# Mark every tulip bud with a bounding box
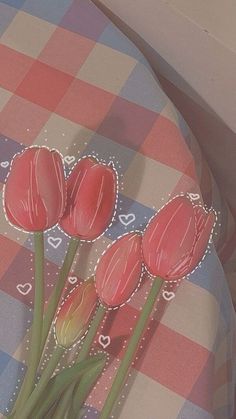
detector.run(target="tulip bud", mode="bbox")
[55,278,97,348]
[59,157,117,240]
[4,147,66,232]
[95,232,143,307]
[142,196,215,280]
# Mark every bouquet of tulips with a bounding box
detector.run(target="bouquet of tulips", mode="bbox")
[3,146,215,419]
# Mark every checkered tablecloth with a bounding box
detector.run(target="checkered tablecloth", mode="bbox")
[0,1,235,418]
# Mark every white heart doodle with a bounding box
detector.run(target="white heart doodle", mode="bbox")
[189,193,200,201]
[64,155,76,165]
[98,334,111,349]
[119,213,136,226]
[0,161,9,168]
[68,276,78,285]
[17,283,32,296]
[48,237,62,249]
[162,290,175,301]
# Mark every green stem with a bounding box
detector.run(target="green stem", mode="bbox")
[52,305,106,419]
[51,389,72,419]
[77,305,106,361]
[17,346,64,419]
[41,238,80,352]
[100,277,163,419]
[12,232,44,414]
[69,355,107,419]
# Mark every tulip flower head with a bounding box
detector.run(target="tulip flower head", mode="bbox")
[95,232,143,307]
[59,157,117,241]
[55,278,98,348]
[4,147,66,232]
[142,196,215,280]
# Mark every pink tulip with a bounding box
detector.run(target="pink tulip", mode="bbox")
[4,147,66,232]
[142,196,215,280]
[95,232,143,307]
[55,278,98,348]
[59,157,117,240]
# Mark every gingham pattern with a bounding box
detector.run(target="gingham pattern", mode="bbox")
[0,1,235,418]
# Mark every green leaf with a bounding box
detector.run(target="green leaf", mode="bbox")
[71,356,107,417]
[32,353,106,419]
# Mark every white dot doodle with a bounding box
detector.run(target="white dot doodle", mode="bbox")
[119,213,136,227]
[2,141,218,412]
[47,236,62,249]
[63,155,76,165]
[162,290,175,301]
[68,276,78,285]
[98,335,111,349]
[0,161,10,168]
[16,283,32,296]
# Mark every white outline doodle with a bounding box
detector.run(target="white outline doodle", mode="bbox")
[119,213,136,227]
[16,282,32,296]
[188,193,200,201]
[47,236,62,249]
[2,145,219,405]
[98,334,111,349]
[68,276,78,285]
[63,155,76,165]
[162,290,175,301]
[0,161,9,168]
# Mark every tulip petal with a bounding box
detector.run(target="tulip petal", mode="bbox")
[170,209,215,277]
[60,157,117,240]
[4,147,66,231]
[189,208,215,271]
[5,149,45,230]
[143,197,196,279]
[143,196,215,280]
[55,278,97,348]
[95,233,143,307]
[36,149,66,226]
